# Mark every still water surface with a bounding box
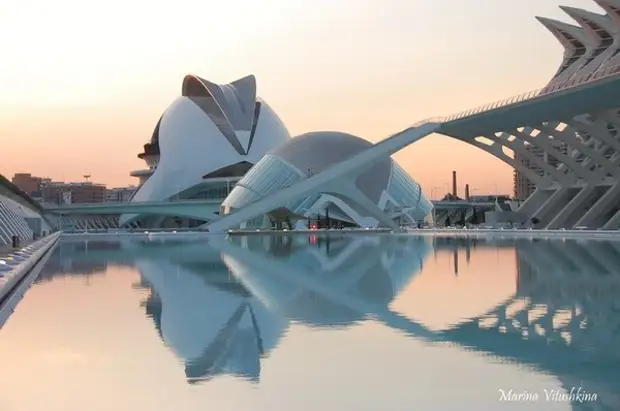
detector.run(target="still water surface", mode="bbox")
[0,233,618,410]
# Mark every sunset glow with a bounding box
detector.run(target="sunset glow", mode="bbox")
[0,0,604,194]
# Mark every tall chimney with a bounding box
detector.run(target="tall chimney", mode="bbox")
[452,171,457,198]
[465,184,470,201]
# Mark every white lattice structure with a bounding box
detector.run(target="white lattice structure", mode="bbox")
[0,177,52,245]
[510,0,620,229]
[207,1,620,232]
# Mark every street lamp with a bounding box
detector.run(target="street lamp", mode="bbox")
[432,186,443,201]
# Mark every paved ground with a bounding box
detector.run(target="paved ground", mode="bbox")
[0,240,34,259]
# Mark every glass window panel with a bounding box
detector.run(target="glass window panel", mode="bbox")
[386,164,432,221]
[223,155,301,212]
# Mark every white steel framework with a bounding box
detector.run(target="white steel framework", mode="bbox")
[205,1,620,232]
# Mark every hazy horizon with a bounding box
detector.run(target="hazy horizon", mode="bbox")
[0,0,604,197]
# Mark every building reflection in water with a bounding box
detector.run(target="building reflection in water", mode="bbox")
[48,234,620,409]
[135,233,432,383]
[35,239,123,283]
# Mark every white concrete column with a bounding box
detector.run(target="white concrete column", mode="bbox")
[511,128,584,182]
[518,187,554,216]
[575,182,620,228]
[602,207,620,229]
[546,185,596,229]
[332,183,402,232]
[531,187,572,226]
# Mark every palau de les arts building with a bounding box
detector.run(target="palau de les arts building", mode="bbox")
[125,75,431,229]
[124,0,620,230]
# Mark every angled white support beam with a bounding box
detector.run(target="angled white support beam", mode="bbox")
[466,138,545,185]
[594,0,620,26]
[576,181,620,227]
[510,128,582,183]
[532,187,572,226]
[603,206,620,229]
[546,185,596,228]
[518,186,556,216]
[560,6,615,40]
[573,240,620,274]
[536,16,594,83]
[486,132,569,183]
[537,123,617,178]
[569,116,620,154]
[206,122,440,232]
[332,183,402,231]
[597,110,620,130]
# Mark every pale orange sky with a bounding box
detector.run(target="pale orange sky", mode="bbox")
[0,0,603,197]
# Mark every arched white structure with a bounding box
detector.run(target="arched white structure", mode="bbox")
[0,176,52,244]
[509,1,620,229]
[122,74,290,228]
[219,131,433,230]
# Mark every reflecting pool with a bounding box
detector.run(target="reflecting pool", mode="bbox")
[0,233,619,410]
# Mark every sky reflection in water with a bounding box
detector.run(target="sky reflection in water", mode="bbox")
[0,233,618,411]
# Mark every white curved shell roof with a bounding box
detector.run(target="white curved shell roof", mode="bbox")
[128,75,290,206]
[270,131,392,203]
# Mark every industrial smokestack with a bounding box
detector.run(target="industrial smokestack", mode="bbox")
[465,184,470,201]
[452,171,457,198]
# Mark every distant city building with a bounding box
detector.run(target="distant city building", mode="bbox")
[42,182,106,204]
[11,173,50,198]
[105,186,136,203]
[513,141,568,200]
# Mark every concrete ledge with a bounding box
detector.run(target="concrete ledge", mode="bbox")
[406,228,620,241]
[61,231,217,239]
[226,228,393,236]
[0,233,61,305]
[57,228,620,241]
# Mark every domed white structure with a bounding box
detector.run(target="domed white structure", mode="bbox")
[123,74,290,228]
[220,131,433,229]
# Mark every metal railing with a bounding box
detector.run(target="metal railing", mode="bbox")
[409,62,620,128]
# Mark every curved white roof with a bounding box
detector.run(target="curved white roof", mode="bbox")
[221,235,432,328]
[123,75,290,224]
[136,258,287,378]
[270,131,392,203]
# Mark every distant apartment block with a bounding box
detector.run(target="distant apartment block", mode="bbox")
[11,173,51,198]
[42,181,107,204]
[513,142,569,201]
[105,186,136,203]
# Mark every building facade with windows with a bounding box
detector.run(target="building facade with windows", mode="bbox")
[42,182,107,205]
[11,173,51,199]
[105,186,136,203]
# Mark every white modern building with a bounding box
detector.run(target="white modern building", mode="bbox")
[0,175,53,245]
[220,131,433,229]
[123,75,433,230]
[509,0,620,228]
[204,0,620,232]
[122,74,291,228]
